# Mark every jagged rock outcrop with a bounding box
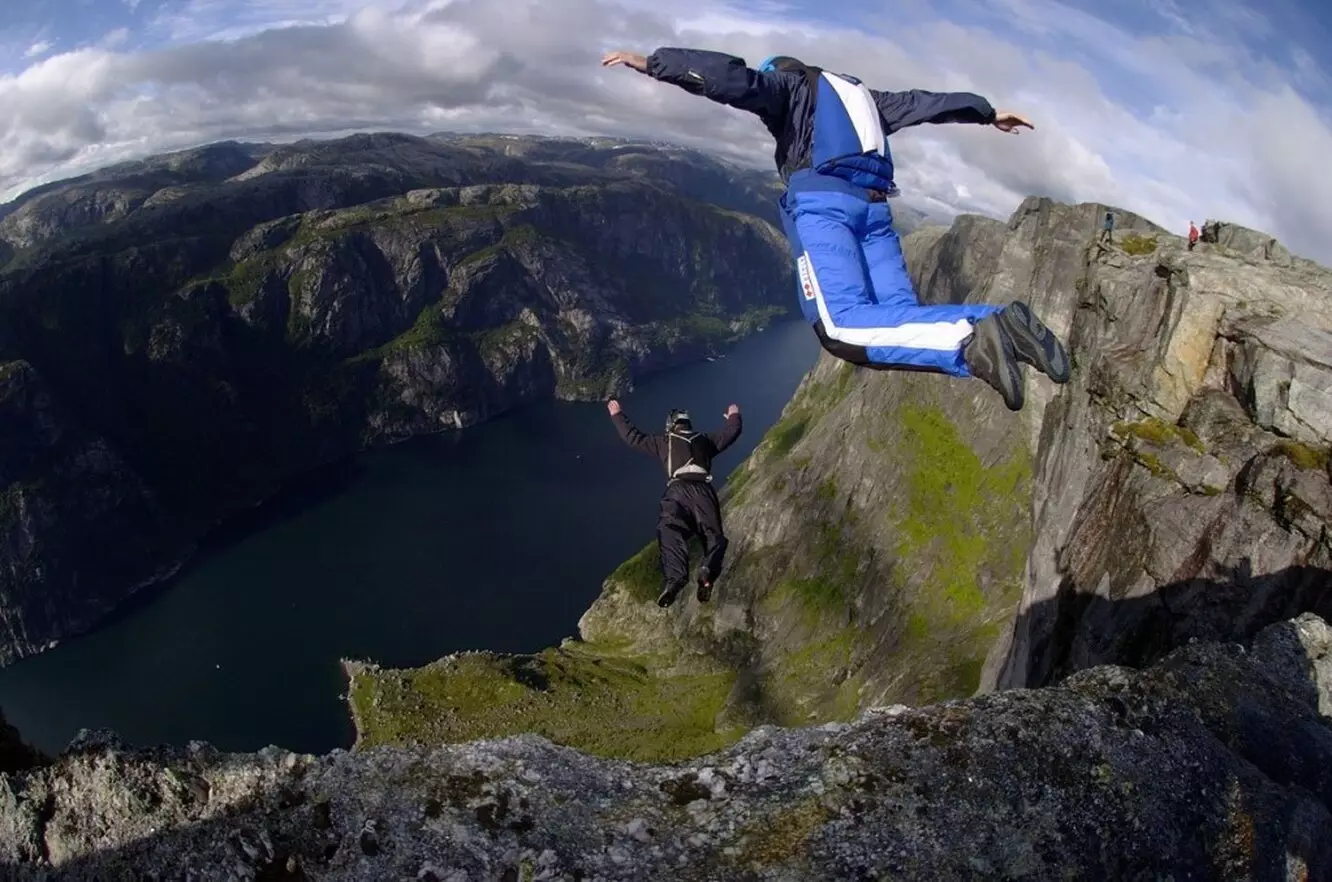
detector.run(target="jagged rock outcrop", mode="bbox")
[4,614,1332,879]
[988,207,1332,691]
[348,197,1330,767]
[0,133,796,666]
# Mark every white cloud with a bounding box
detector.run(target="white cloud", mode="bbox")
[101,28,133,49]
[0,0,1326,264]
[23,40,53,59]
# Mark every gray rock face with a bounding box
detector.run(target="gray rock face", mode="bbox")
[986,199,1332,691]
[3,614,1332,879]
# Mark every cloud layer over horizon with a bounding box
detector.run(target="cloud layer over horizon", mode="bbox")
[0,0,1328,262]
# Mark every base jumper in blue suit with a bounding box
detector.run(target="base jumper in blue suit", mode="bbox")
[601,49,1070,411]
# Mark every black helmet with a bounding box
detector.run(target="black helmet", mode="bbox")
[666,408,692,430]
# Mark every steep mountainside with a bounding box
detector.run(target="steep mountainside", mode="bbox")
[2,614,1330,878]
[0,133,797,667]
[348,197,1331,764]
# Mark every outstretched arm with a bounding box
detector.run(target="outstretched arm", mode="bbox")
[708,405,743,453]
[871,88,996,134]
[607,400,664,457]
[602,48,789,122]
[872,88,1035,136]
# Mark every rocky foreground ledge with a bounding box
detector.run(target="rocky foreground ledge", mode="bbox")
[1,615,1330,881]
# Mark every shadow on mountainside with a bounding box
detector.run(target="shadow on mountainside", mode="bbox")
[1004,560,1332,694]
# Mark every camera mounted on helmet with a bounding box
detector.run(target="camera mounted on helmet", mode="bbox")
[666,409,693,430]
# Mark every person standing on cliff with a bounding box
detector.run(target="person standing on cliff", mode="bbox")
[1101,211,1115,244]
[600,49,1070,412]
[1188,220,1199,251]
[607,400,742,608]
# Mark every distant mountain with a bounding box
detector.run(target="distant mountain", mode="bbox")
[0,132,795,666]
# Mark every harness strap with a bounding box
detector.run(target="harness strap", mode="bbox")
[667,431,711,482]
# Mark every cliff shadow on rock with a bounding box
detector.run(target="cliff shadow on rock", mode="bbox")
[5,614,1332,880]
[1008,562,1332,695]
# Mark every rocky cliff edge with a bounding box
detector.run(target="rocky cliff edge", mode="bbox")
[3,613,1331,879]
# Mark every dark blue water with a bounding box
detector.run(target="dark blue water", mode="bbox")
[0,321,818,755]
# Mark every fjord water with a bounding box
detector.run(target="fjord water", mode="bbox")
[0,321,819,755]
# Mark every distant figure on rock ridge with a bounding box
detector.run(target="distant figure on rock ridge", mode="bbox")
[1188,220,1199,251]
[1100,211,1114,244]
[607,400,742,607]
[601,47,1070,411]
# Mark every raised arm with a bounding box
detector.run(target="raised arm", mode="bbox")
[608,400,663,457]
[602,48,790,123]
[708,405,743,454]
[870,88,997,134]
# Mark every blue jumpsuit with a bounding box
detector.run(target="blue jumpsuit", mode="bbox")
[645,49,1000,376]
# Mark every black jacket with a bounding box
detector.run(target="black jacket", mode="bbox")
[612,411,743,482]
[644,47,996,183]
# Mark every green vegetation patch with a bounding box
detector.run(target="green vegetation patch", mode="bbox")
[456,224,544,268]
[887,404,1032,703]
[606,535,711,604]
[1120,233,1159,256]
[894,405,1029,622]
[754,362,857,463]
[767,414,810,458]
[185,251,285,309]
[648,305,788,351]
[720,461,755,505]
[1271,439,1331,472]
[349,303,458,364]
[766,631,863,725]
[473,319,539,354]
[607,540,663,604]
[347,643,743,763]
[1112,416,1204,453]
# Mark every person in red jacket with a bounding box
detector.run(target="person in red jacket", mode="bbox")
[1188,221,1199,251]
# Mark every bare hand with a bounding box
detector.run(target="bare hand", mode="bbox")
[607,399,622,415]
[601,51,648,73]
[992,110,1034,134]
[724,404,740,418]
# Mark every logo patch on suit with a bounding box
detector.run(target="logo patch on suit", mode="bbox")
[797,254,816,301]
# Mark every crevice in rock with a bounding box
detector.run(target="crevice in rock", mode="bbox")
[34,791,54,866]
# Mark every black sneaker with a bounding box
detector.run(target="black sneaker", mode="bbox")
[996,301,1070,383]
[963,315,1025,411]
[696,570,713,603]
[657,583,684,608]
